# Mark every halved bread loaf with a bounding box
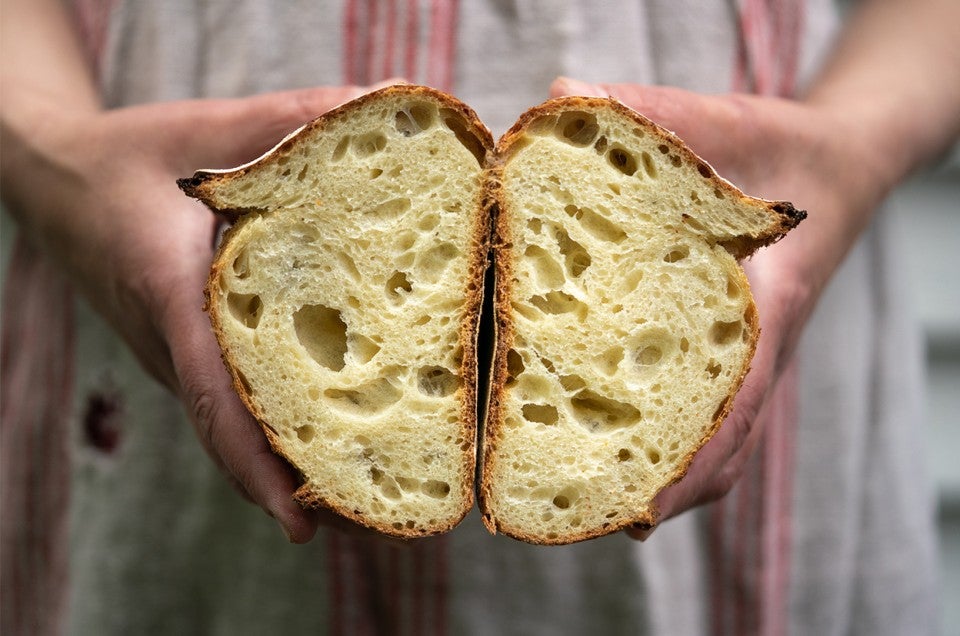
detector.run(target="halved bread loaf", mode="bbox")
[179,86,493,538]
[478,97,804,544]
[181,86,804,544]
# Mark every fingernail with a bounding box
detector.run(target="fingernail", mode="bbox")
[555,77,608,98]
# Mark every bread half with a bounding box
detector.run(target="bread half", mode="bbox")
[180,86,493,538]
[479,97,803,544]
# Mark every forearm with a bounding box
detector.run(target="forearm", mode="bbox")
[806,0,960,190]
[1,0,102,248]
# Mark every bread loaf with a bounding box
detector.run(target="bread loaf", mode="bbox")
[180,86,804,544]
[180,86,493,538]
[478,97,803,543]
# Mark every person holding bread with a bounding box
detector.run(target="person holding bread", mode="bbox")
[2,0,957,634]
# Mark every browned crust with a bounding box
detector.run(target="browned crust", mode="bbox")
[194,85,494,539]
[478,96,782,545]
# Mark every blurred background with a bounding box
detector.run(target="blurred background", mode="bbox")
[889,145,960,635]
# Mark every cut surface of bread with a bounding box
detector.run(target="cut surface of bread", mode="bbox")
[478,97,803,544]
[180,86,493,538]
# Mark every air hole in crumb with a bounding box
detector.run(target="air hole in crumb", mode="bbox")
[331,136,351,161]
[646,448,662,464]
[440,109,486,165]
[596,346,624,375]
[679,337,690,353]
[642,151,658,178]
[297,164,310,181]
[618,448,632,462]
[552,495,570,509]
[521,403,559,425]
[706,359,722,379]
[395,103,435,136]
[417,242,459,282]
[349,333,381,364]
[553,226,592,277]
[324,377,402,414]
[524,245,565,289]
[422,480,451,499]
[713,399,729,421]
[710,320,743,346]
[231,250,250,279]
[607,146,637,176]
[336,251,361,282]
[228,293,263,329]
[353,131,387,157]
[663,246,690,263]
[570,390,642,432]
[529,291,589,319]
[386,271,413,299]
[726,274,741,298]
[296,425,316,443]
[670,155,682,168]
[418,213,440,232]
[697,162,712,178]
[555,111,599,146]
[682,214,706,231]
[594,135,608,153]
[657,144,669,154]
[366,197,411,222]
[369,168,383,179]
[417,366,458,397]
[559,374,586,392]
[563,205,627,243]
[293,304,348,371]
[636,345,662,366]
[505,349,525,386]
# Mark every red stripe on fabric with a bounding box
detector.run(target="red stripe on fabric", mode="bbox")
[441,0,459,92]
[732,455,756,636]
[366,0,381,85]
[425,0,458,92]
[760,361,799,636]
[344,0,360,84]
[709,496,729,636]
[382,0,398,79]
[70,0,119,77]
[0,239,75,636]
[404,0,419,81]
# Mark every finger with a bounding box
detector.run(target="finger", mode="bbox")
[177,80,408,170]
[160,278,321,543]
[551,78,749,169]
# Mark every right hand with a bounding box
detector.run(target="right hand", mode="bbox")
[3,83,396,542]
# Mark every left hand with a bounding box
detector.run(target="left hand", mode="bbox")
[550,78,889,534]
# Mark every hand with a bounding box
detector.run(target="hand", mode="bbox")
[549,78,889,535]
[3,83,394,542]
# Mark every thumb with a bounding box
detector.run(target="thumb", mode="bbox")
[186,79,407,169]
[550,78,742,159]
